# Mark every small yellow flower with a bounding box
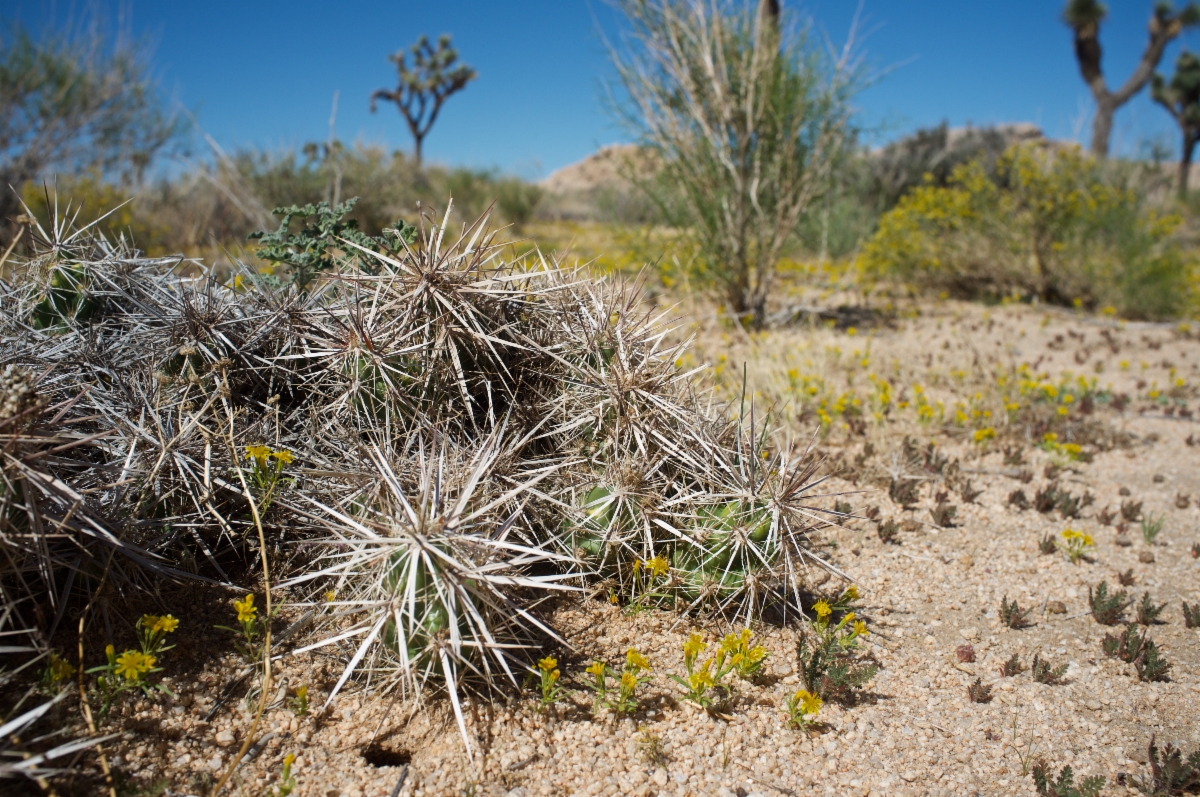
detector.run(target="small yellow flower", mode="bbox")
[1080,533,1094,547]
[324,590,337,602]
[853,620,869,636]
[842,611,855,624]
[626,648,651,672]
[799,689,823,716]
[813,599,832,618]
[46,652,76,682]
[295,685,307,701]
[688,663,715,692]
[841,585,859,602]
[153,615,179,633]
[1062,529,1080,540]
[972,427,996,443]
[586,661,607,679]
[620,670,638,691]
[114,650,152,680]
[538,656,558,673]
[234,594,257,623]
[644,555,669,578]
[105,644,115,660]
[682,632,706,660]
[272,449,294,465]
[244,445,272,468]
[283,752,295,768]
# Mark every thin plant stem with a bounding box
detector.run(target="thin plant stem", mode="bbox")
[75,548,117,797]
[211,369,273,797]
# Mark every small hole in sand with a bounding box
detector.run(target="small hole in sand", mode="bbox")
[361,744,411,767]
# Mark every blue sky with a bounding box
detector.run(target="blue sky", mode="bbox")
[6,1,1199,177]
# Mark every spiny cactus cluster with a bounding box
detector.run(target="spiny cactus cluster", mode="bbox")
[0,200,839,747]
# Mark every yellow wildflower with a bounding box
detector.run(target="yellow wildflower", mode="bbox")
[644,555,669,578]
[284,753,295,768]
[234,594,257,623]
[620,670,638,691]
[46,652,76,682]
[798,689,823,716]
[682,632,706,660]
[105,644,115,660]
[972,427,996,443]
[244,445,272,468]
[688,663,715,692]
[153,614,179,633]
[114,650,152,680]
[813,599,832,618]
[586,661,607,679]
[853,620,869,636]
[324,590,337,602]
[538,656,557,673]
[272,449,294,465]
[1062,529,1080,540]
[626,649,651,672]
[295,685,307,701]
[841,585,859,602]
[747,645,768,663]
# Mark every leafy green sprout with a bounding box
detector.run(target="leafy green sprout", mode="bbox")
[288,685,309,717]
[1141,511,1165,545]
[275,753,297,797]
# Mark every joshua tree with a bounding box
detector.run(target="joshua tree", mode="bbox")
[1152,50,1200,197]
[370,34,476,169]
[1064,0,1200,158]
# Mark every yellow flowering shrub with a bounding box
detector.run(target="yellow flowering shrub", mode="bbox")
[861,144,1198,320]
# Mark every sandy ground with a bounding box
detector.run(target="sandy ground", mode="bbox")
[29,300,1200,797]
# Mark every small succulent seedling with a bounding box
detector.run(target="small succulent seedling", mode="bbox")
[1003,445,1026,466]
[1031,653,1068,685]
[1009,489,1030,510]
[1183,601,1200,629]
[1088,581,1132,625]
[1096,506,1116,526]
[1141,512,1165,546]
[1117,568,1136,587]
[877,518,900,544]
[1030,760,1104,797]
[1000,596,1034,629]
[1120,499,1144,522]
[998,653,1025,677]
[959,480,983,504]
[1136,592,1167,626]
[834,499,853,517]
[1018,468,1034,484]
[967,677,993,703]
[782,688,823,731]
[1039,534,1058,555]
[1142,733,1200,795]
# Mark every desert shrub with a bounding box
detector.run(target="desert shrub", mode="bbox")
[861,143,1197,319]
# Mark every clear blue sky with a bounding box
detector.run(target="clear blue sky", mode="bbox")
[6,1,1199,177]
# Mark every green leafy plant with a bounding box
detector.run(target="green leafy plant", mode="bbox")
[795,589,877,704]
[1102,624,1170,681]
[1000,595,1035,629]
[1137,592,1168,625]
[1183,601,1200,629]
[242,445,295,516]
[1009,489,1031,511]
[636,725,667,766]
[1039,533,1058,555]
[1139,733,1200,795]
[782,688,823,731]
[1121,499,1144,522]
[1031,653,1068,685]
[1118,567,1136,586]
[39,650,77,693]
[967,677,993,703]
[876,517,900,544]
[248,199,415,289]
[669,632,727,709]
[1142,512,1166,545]
[930,500,957,527]
[1031,760,1104,797]
[1089,580,1132,625]
[999,653,1025,677]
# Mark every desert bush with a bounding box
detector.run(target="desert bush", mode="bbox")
[861,143,1198,319]
[610,0,857,325]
